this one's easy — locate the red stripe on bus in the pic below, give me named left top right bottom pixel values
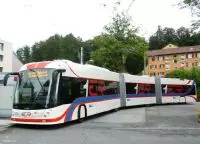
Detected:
left=11, top=98, right=119, bottom=123
left=27, top=63, right=37, bottom=69
left=11, top=106, right=71, bottom=123
left=35, top=62, right=50, bottom=68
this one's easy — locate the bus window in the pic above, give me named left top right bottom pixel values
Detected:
left=138, top=83, right=155, bottom=94
left=57, top=77, right=87, bottom=105
left=126, top=83, right=137, bottom=94
left=166, top=85, right=187, bottom=94
left=88, top=80, right=98, bottom=96
left=97, top=80, right=106, bottom=96
left=104, top=81, right=118, bottom=95
left=88, top=80, right=118, bottom=96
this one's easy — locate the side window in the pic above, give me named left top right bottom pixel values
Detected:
left=167, top=85, right=186, bottom=93
left=104, top=81, right=118, bottom=95
left=57, top=77, right=87, bottom=105
left=88, top=80, right=118, bottom=96
left=126, top=83, right=137, bottom=94
left=89, top=80, right=98, bottom=96
left=163, top=84, right=195, bottom=94
left=49, top=71, right=59, bottom=107
left=138, top=83, right=155, bottom=94
left=97, top=80, right=106, bottom=95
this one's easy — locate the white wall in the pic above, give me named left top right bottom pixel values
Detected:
left=12, top=52, right=23, bottom=72
left=0, top=39, right=23, bottom=72
left=0, top=39, right=13, bottom=72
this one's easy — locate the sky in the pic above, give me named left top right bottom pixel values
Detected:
left=0, top=0, right=193, bottom=51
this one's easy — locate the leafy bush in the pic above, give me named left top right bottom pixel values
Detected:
left=165, top=67, right=200, bottom=101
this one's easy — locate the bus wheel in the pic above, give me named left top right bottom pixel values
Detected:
left=78, top=104, right=87, bottom=123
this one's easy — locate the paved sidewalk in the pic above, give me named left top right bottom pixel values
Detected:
left=0, top=118, right=12, bottom=132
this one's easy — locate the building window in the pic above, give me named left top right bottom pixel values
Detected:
left=174, top=59, right=177, bottom=63
left=0, top=67, right=2, bottom=72
left=159, top=56, right=163, bottom=61
left=0, top=43, right=3, bottom=51
left=152, top=57, right=155, bottom=61
left=159, top=72, right=164, bottom=76
left=150, top=65, right=157, bottom=69
left=174, top=55, right=177, bottom=58
left=181, top=62, right=185, bottom=67
left=165, top=56, right=170, bottom=60
left=197, top=53, right=200, bottom=58
left=181, top=55, right=186, bottom=59
left=165, top=64, right=170, bottom=69
left=187, top=63, right=192, bottom=67
left=0, top=55, right=3, bottom=61
left=187, top=53, right=192, bottom=59
left=159, top=64, right=164, bottom=68
left=192, top=53, right=197, bottom=58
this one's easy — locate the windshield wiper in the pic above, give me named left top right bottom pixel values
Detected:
left=29, top=69, right=46, bottom=109
left=29, top=69, right=44, bottom=91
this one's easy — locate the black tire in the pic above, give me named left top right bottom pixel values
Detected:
left=77, top=104, right=87, bottom=123
left=113, top=108, right=119, bottom=112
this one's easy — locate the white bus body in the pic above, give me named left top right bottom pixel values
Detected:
left=3, top=60, right=196, bottom=125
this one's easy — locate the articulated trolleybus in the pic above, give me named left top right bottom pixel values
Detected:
left=3, top=60, right=197, bottom=125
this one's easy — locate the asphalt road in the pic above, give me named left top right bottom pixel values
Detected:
left=0, top=103, right=200, bottom=144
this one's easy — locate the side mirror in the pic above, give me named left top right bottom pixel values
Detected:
left=56, top=69, right=66, bottom=73
left=3, top=72, right=20, bottom=86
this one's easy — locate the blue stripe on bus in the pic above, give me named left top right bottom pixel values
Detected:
left=65, top=83, right=195, bottom=122
left=127, top=93, right=155, bottom=97
left=65, top=94, right=120, bottom=122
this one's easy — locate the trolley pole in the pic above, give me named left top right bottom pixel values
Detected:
left=80, top=47, right=83, bottom=64
left=143, top=52, right=146, bottom=75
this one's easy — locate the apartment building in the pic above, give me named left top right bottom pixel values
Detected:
left=147, top=44, right=200, bottom=77
left=0, top=39, right=23, bottom=72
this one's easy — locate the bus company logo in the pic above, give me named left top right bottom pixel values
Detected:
left=22, top=112, right=31, bottom=117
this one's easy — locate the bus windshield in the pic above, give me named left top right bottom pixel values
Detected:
left=14, top=68, right=54, bottom=110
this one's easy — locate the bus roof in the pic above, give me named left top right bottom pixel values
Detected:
left=20, top=60, right=119, bottom=81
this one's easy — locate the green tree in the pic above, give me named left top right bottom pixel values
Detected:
left=91, top=9, right=147, bottom=74
left=166, top=67, right=200, bottom=100
left=149, top=26, right=200, bottom=50
left=182, top=0, right=200, bottom=29
left=39, top=34, right=62, bottom=61
left=176, top=27, right=193, bottom=46
left=92, top=35, right=124, bottom=72
left=59, top=34, right=82, bottom=63
left=16, top=33, right=93, bottom=64
left=16, top=45, right=31, bottom=64
left=149, top=26, right=178, bottom=50
left=31, top=42, right=42, bottom=62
